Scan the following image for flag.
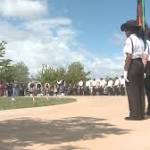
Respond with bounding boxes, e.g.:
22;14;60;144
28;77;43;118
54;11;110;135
137;0;145;30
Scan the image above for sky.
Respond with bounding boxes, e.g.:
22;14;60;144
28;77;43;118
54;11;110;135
0;0;150;78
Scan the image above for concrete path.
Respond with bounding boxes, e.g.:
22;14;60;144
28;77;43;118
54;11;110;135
0;96;150;150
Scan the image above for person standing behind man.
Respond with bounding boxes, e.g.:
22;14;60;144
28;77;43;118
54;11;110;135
114;77;120;95
96;78;101;95
143;27;150;115
101;78;107;95
78;80;84;95
121;20;146;120
92;78;97;95
107;78;114;95
119;75;125;95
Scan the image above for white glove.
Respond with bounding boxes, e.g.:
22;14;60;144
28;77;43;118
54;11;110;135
144;73;146;79
124;71;129;82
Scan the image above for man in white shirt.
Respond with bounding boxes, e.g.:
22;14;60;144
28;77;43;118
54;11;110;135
89;79;93;95
85;80;90;95
92;78;97;95
100;78;107;95
107;78;114;95
121;20;145;120
78;80;84;95
119;75;125;95
78;80;83;87
96;78;101;95
114;77;120;95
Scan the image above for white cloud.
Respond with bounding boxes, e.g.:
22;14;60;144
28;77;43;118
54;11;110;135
0;18;123;77
0;0;48;19
82;55;123;78
0;18;81;74
0;1;123;78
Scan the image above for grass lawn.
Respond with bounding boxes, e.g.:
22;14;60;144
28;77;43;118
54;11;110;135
0;96;76;111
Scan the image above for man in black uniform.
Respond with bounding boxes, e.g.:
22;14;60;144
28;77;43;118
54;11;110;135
121;20;145;120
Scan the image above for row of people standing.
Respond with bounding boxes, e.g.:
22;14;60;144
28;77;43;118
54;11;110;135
26;78;125;96
0;81;26;97
0;77;126;97
76;77;125;96
121;20;150;120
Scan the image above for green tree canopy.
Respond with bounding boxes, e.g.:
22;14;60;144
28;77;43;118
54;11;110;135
12;62;29;83
0;41;6;58
37;65;66;85
65;62;90;85
37;62;90;85
0;41;12;82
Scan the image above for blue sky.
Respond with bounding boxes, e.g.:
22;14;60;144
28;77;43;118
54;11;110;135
0;0;150;78
53;0;150;55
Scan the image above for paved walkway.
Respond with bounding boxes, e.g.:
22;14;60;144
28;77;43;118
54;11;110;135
0;96;150;150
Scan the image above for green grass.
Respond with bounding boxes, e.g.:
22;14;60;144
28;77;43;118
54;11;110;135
0;96;76;111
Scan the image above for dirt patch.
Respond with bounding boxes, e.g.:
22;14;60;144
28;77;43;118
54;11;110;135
0;96;149;150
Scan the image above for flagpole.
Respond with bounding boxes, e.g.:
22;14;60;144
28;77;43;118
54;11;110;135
142;0;145;30
137;0;145;31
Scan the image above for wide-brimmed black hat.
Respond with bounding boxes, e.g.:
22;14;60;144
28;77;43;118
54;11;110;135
121;20;140;31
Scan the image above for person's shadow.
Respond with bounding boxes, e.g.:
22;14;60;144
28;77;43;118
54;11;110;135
0;117;130;150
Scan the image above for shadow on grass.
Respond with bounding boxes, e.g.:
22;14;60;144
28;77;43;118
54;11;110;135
0;117;130;150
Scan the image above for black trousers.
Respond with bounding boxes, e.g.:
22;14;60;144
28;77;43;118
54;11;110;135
126;58;145;118
120;85;125;95
145;61;150;113
114;86;120;95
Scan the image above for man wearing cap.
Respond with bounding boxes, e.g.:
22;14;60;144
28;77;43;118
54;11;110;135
121;20;146;120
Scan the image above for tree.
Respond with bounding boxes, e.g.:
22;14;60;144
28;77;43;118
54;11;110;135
56;67;66;81
0;41;12;82
12;62;29;83
41;66;57;84
0;41;6;58
37;62;90;85
65;62;90;85
37;65;66;85
2;61;14;82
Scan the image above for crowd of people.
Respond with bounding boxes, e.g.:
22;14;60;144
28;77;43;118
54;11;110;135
0;76;126;97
